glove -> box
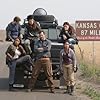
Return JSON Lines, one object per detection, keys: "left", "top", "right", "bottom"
{"left": 73, "top": 66, "right": 78, "bottom": 73}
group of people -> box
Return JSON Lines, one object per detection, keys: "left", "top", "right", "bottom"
{"left": 5, "top": 16, "right": 78, "bottom": 95}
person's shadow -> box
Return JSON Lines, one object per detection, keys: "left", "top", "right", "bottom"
{"left": 0, "top": 78, "right": 9, "bottom": 91}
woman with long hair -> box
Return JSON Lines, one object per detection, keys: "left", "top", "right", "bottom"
{"left": 6, "top": 37, "right": 34, "bottom": 91}
{"left": 24, "top": 15, "right": 41, "bottom": 54}
{"left": 59, "top": 22, "right": 77, "bottom": 43}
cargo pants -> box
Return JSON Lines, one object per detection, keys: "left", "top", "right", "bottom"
{"left": 28, "top": 58, "right": 54, "bottom": 90}
{"left": 62, "top": 64, "right": 75, "bottom": 86}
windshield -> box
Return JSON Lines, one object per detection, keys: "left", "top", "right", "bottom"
{"left": 43, "top": 28, "right": 60, "bottom": 40}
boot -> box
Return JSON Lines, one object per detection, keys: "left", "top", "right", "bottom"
{"left": 50, "top": 88, "right": 55, "bottom": 93}
{"left": 64, "top": 86, "right": 71, "bottom": 94}
{"left": 26, "top": 88, "right": 32, "bottom": 92}
{"left": 9, "top": 84, "right": 13, "bottom": 91}
{"left": 24, "top": 65, "right": 32, "bottom": 73}
{"left": 26, "top": 85, "right": 33, "bottom": 92}
{"left": 70, "top": 85, "right": 74, "bottom": 95}
{"left": 26, "top": 83, "right": 34, "bottom": 92}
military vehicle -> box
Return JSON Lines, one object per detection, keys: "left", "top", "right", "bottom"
{"left": 13, "top": 8, "right": 78, "bottom": 89}
{"left": 13, "top": 8, "right": 63, "bottom": 89}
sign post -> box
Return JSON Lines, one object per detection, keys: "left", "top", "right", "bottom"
{"left": 75, "top": 20, "right": 100, "bottom": 65}
{"left": 92, "top": 41, "right": 95, "bottom": 66}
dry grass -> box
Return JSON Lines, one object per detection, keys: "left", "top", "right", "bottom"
{"left": 75, "top": 41, "right": 100, "bottom": 66}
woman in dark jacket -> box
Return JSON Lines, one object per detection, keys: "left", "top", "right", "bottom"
{"left": 59, "top": 22, "right": 77, "bottom": 43}
{"left": 24, "top": 15, "right": 41, "bottom": 54}
{"left": 6, "top": 37, "right": 34, "bottom": 91}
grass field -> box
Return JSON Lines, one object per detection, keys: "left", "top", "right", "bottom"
{"left": 75, "top": 41, "right": 100, "bottom": 66}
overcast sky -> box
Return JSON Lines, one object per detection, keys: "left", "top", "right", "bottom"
{"left": 0, "top": 0, "right": 100, "bottom": 29}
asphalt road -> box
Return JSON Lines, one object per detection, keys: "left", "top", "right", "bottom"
{"left": 0, "top": 40, "right": 91, "bottom": 100}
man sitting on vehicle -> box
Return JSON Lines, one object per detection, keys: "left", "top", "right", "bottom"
{"left": 6, "top": 16, "right": 21, "bottom": 41}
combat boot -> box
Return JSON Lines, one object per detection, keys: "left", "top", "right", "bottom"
{"left": 70, "top": 85, "right": 74, "bottom": 95}
{"left": 9, "top": 84, "right": 13, "bottom": 91}
{"left": 50, "top": 88, "right": 55, "bottom": 93}
{"left": 64, "top": 86, "right": 71, "bottom": 94}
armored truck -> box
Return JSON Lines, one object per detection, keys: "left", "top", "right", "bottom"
{"left": 13, "top": 8, "right": 63, "bottom": 89}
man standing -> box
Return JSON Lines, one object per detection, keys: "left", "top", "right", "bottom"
{"left": 60, "top": 41, "right": 77, "bottom": 95}
{"left": 27, "top": 31, "right": 55, "bottom": 93}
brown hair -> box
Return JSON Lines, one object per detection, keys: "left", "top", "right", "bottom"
{"left": 62, "top": 22, "right": 75, "bottom": 35}
{"left": 27, "top": 15, "right": 33, "bottom": 21}
{"left": 63, "top": 40, "right": 70, "bottom": 45}
{"left": 13, "top": 37, "right": 21, "bottom": 45}
{"left": 38, "top": 30, "right": 45, "bottom": 35}
{"left": 63, "top": 22, "right": 70, "bottom": 26}
{"left": 13, "top": 16, "right": 21, "bottom": 22}
{"left": 27, "top": 15, "right": 39, "bottom": 29}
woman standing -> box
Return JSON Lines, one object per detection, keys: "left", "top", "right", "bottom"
{"left": 60, "top": 41, "right": 77, "bottom": 95}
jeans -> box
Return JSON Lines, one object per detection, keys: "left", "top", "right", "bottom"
{"left": 8, "top": 55, "right": 33, "bottom": 85}
{"left": 8, "top": 60, "right": 16, "bottom": 85}
{"left": 24, "top": 39, "right": 32, "bottom": 54}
